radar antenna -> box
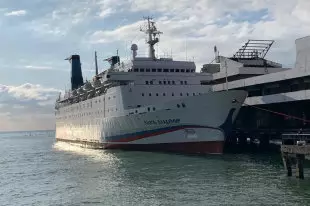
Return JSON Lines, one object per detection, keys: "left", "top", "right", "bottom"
{"left": 140, "top": 17, "right": 163, "bottom": 59}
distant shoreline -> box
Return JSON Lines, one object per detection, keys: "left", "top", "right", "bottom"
{"left": 0, "top": 129, "right": 55, "bottom": 134}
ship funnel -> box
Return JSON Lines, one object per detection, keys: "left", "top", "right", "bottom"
{"left": 67, "top": 55, "right": 84, "bottom": 90}
{"left": 131, "top": 44, "right": 138, "bottom": 59}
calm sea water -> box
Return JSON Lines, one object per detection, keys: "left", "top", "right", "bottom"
{"left": 0, "top": 131, "right": 310, "bottom": 206}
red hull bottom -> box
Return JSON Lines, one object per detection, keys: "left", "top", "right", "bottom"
{"left": 56, "top": 139, "right": 224, "bottom": 154}
{"left": 106, "top": 141, "right": 224, "bottom": 154}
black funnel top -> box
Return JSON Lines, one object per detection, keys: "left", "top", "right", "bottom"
{"left": 69, "top": 55, "right": 84, "bottom": 90}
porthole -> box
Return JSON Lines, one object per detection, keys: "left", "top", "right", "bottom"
{"left": 146, "top": 81, "right": 149, "bottom": 85}
{"left": 172, "top": 93, "right": 174, "bottom": 96}
{"left": 142, "top": 93, "right": 145, "bottom": 96}
{"left": 186, "top": 93, "right": 189, "bottom": 96}
{"left": 153, "top": 107, "right": 156, "bottom": 111}
{"left": 182, "top": 103, "right": 186, "bottom": 108}
{"left": 163, "top": 93, "right": 166, "bottom": 96}
{"left": 156, "top": 93, "right": 159, "bottom": 96}
{"left": 148, "top": 107, "right": 150, "bottom": 112}
{"left": 149, "top": 93, "right": 152, "bottom": 96}
{"left": 180, "top": 93, "right": 183, "bottom": 96}
{"left": 177, "top": 104, "right": 180, "bottom": 108}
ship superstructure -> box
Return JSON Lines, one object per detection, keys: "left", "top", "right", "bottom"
{"left": 55, "top": 17, "right": 247, "bottom": 154}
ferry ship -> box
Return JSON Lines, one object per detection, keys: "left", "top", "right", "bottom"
{"left": 55, "top": 17, "right": 247, "bottom": 154}
{"left": 202, "top": 35, "right": 310, "bottom": 142}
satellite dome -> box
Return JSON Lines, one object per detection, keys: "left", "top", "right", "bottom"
{"left": 131, "top": 44, "right": 138, "bottom": 51}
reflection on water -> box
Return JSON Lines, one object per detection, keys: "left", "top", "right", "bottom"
{"left": 1, "top": 132, "right": 310, "bottom": 206}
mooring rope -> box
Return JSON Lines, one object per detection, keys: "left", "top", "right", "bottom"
{"left": 238, "top": 100, "right": 310, "bottom": 124}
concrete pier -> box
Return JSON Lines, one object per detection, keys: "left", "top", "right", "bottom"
{"left": 281, "top": 134, "right": 310, "bottom": 179}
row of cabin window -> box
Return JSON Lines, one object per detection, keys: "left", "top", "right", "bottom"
{"left": 133, "top": 103, "right": 186, "bottom": 114}
{"left": 62, "top": 96, "right": 117, "bottom": 112}
{"left": 145, "top": 80, "right": 188, "bottom": 85}
{"left": 57, "top": 108, "right": 119, "bottom": 119}
{"left": 142, "top": 92, "right": 201, "bottom": 97}
{"left": 132, "top": 68, "right": 195, "bottom": 73}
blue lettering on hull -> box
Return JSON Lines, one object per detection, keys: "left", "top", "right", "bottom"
{"left": 144, "top": 119, "right": 180, "bottom": 126}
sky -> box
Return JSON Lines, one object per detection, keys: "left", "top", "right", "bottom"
{"left": 0, "top": 0, "right": 310, "bottom": 131}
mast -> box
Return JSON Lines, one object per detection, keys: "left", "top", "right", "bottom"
{"left": 140, "top": 17, "right": 163, "bottom": 59}
{"left": 95, "top": 51, "right": 98, "bottom": 75}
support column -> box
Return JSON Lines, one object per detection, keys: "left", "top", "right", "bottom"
{"left": 238, "top": 135, "right": 247, "bottom": 146}
{"left": 296, "top": 154, "right": 305, "bottom": 179}
{"left": 259, "top": 135, "right": 270, "bottom": 150}
{"left": 282, "top": 153, "right": 292, "bottom": 177}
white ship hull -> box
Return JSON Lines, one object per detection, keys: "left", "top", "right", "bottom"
{"left": 56, "top": 90, "right": 247, "bottom": 154}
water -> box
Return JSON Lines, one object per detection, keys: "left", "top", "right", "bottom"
{"left": 1, "top": 131, "right": 310, "bottom": 206}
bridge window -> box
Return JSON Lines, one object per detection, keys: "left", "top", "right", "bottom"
{"left": 159, "top": 81, "right": 162, "bottom": 84}
{"left": 186, "top": 69, "right": 190, "bottom": 73}
{"left": 148, "top": 107, "right": 150, "bottom": 111}
{"left": 140, "top": 68, "right": 144, "bottom": 72}
{"left": 177, "top": 104, "right": 180, "bottom": 108}
{"left": 156, "top": 93, "right": 159, "bottom": 96}
{"left": 164, "top": 81, "right": 166, "bottom": 85}
{"left": 184, "top": 81, "right": 187, "bottom": 85}
{"left": 150, "top": 81, "right": 153, "bottom": 85}
{"left": 134, "top": 68, "right": 138, "bottom": 72}
{"left": 152, "top": 69, "right": 156, "bottom": 72}
{"left": 163, "top": 93, "right": 166, "bottom": 96}
{"left": 180, "top": 81, "right": 183, "bottom": 85}
{"left": 164, "top": 69, "right": 169, "bottom": 72}
{"left": 157, "top": 69, "right": 162, "bottom": 72}
{"left": 180, "top": 93, "right": 183, "bottom": 96}
{"left": 191, "top": 69, "right": 195, "bottom": 72}
{"left": 181, "top": 69, "right": 185, "bottom": 72}
{"left": 146, "top": 69, "right": 150, "bottom": 72}
{"left": 168, "top": 81, "right": 171, "bottom": 84}
{"left": 193, "top": 93, "right": 196, "bottom": 96}
{"left": 149, "top": 93, "right": 152, "bottom": 96}
{"left": 176, "top": 69, "right": 180, "bottom": 72}
{"left": 172, "top": 81, "right": 175, "bottom": 85}
{"left": 153, "top": 107, "right": 156, "bottom": 111}
{"left": 170, "top": 69, "right": 174, "bottom": 72}
{"left": 142, "top": 93, "right": 145, "bottom": 96}
{"left": 146, "top": 81, "right": 149, "bottom": 85}
{"left": 182, "top": 103, "right": 186, "bottom": 108}
{"left": 172, "top": 93, "right": 174, "bottom": 96}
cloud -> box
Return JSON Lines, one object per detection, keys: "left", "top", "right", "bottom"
{"left": 88, "top": 0, "right": 310, "bottom": 68}
{"left": 4, "top": 10, "right": 27, "bottom": 17}
{"left": 25, "top": 65, "right": 52, "bottom": 70}
{"left": 0, "top": 83, "right": 61, "bottom": 131}
{"left": 2, "top": 83, "right": 61, "bottom": 101}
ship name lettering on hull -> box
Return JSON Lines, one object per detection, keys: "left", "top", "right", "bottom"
{"left": 144, "top": 119, "right": 180, "bottom": 125}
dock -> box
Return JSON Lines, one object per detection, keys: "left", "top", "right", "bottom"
{"left": 281, "top": 134, "right": 310, "bottom": 179}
